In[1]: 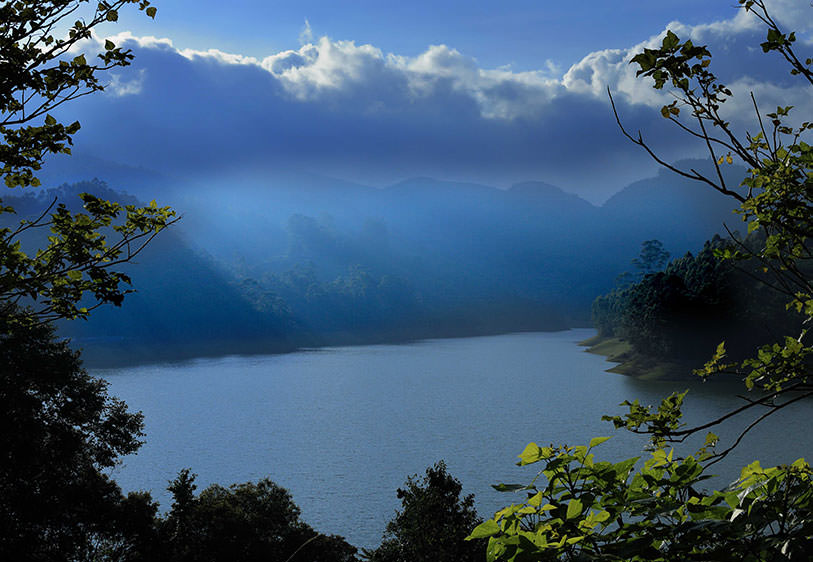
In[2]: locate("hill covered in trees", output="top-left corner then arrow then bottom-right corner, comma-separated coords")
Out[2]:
20,160 -> 749,365
589,235 -> 800,378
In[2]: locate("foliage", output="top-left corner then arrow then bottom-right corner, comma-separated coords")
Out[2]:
592,235 -> 790,362
606,0 -> 813,453
157,470 -> 359,562
632,239 -> 670,276
0,2 -> 176,560
0,0 -> 177,330
469,440 -> 813,561
479,1 -> 813,559
1,4 -> 361,562
0,0 -> 156,188
0,315 -> 157,561
0,190 -> 175,326
364,461 -> 484,562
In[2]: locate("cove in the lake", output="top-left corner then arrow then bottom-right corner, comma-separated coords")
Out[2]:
99,329 -> 813,549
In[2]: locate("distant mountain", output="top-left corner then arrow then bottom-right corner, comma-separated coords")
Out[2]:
601,160 -> 745,251
508,181 -> 596,211
17,159 -> 746,365
2,181 -> 295,366
37,152 -> 178,199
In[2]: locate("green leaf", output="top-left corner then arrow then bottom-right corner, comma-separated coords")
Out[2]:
566,536 -> 585,545
589,436 -> 612,448
593,510 -> 611,523
467,520 -> 500,539
517,442 -> 542,466
662,30 -> 680,50
492,483 -> 527,492
566,498 -> 583,520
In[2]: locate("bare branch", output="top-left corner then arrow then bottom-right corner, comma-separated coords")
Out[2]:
608,89 -> 747,203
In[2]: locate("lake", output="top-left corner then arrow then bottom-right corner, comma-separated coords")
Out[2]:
99,329 -> 813,549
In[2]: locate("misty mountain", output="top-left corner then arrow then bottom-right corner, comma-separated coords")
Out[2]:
1,181 -> 295,366
23,160 -> 745,365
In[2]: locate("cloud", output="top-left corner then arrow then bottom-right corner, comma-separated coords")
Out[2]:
262,37 -> 394,102
299,18 -> 314,45
562,4 -> 810,109
97,3 -> 811,119
101,31 -> 176,51
55,4 -> 812,201
106,68 -> 146,96
768,0 -> 813,33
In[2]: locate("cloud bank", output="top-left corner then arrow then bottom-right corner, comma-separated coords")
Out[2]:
60,1 -> 812,201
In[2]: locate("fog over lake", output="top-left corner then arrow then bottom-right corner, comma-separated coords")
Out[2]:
100,329 -> 813,548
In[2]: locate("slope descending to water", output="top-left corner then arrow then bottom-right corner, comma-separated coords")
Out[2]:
25,160 -> 743,366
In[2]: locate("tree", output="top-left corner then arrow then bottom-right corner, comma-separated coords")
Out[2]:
469,440 -> 813,561
364,461 -> 484,562
0,1 -> 177,327
472,1 -> 813,559
632,239 -> 670,276
606,0 -> 812,463
0,2 -> 175,559
592,234 -> 794,367
1,0 -> 155,189
0,316 -> 159,560
157,470 -> 359,562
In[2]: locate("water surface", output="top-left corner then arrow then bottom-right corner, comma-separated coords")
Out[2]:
100,329 -> 813,548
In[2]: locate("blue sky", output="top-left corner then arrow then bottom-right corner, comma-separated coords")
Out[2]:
113,1 -> 737,71
57,0 -> 812,202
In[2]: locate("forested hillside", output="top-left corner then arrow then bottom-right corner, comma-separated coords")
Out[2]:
590,235 -> 800,377
1,181 -> 294,365
24,160 -> 748,365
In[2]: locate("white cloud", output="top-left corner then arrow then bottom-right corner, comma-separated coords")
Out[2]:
60,3 -> 810,196
101,31 -> 261,66
178,47 -> 259,66
299,18 -> 314,45
262,37 -> 389,98
107,68 -> 146,96
258,40 -> 562,119
562,45 -> 663,105
92,1 -> 810,123
102,31 -> 176,51
404,45 -> 560,107
767,0 -> 813,33
720,76 -> 813,130
563,4 -> 812,113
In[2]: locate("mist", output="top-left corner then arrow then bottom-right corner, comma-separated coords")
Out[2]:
14,158 -> 744,366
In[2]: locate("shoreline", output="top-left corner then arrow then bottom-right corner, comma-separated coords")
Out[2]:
81,324 -> 587,370
579,334 -> 697,381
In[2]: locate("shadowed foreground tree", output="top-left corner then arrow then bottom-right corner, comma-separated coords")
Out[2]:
1,4 -> 358,561
470,1 -> 813,559
156,470 -> 358,562
364,461 -> 484,562
0,2 -> 176,560
0,316 -> 161,560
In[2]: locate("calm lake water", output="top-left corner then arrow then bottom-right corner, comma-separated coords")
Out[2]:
99,329 -> 813,549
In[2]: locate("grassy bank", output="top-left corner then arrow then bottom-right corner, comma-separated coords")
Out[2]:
579,335 -> 693,381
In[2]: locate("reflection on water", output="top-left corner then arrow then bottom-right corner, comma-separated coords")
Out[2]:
99,329 -> 813,549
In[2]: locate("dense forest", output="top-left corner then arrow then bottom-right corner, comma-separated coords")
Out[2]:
589,235 -> 799,377
2,0 -> 811,560
6,161 -> 745,365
